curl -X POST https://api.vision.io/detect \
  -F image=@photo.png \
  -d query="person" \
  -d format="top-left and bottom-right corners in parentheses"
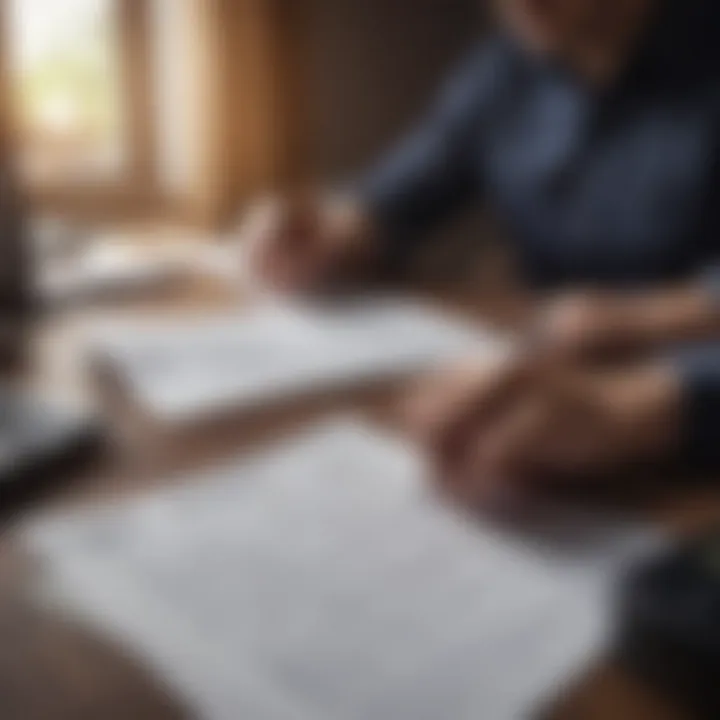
top-left (239, 0), bottom-right (720, 502)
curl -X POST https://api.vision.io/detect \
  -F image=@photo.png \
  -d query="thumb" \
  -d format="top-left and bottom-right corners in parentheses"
top-left (472, 395), bottom-right (547, 484)
top-left (281, 190), bottom-right (323, 247)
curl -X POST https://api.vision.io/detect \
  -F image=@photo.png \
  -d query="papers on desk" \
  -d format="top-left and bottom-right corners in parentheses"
top-left (87, 299), bottom-right (501, 422)
top-left (22, 420), bottom-right (659, 720)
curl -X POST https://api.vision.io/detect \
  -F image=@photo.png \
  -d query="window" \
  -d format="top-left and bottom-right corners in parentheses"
top-left (9, 0), bottom-right (127, 185)
top-left (1, 0), bottom-right (303, 224)
top-left (2, 0), bottom-right (164, 222)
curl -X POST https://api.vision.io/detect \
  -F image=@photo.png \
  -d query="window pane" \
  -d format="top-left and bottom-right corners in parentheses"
top-left (8, 0), bottom-right (125, 184)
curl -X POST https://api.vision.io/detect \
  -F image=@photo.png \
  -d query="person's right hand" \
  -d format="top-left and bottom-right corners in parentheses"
top-left (237, 194), bottom-right (378, 295)
top-left (403, 351), bottom-right (680, 506)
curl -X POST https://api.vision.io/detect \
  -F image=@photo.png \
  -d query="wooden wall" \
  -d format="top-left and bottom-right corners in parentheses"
top-left (301, 0), bottom-right (481, 181)
top-left (203, 0), bottom-right (481, 226)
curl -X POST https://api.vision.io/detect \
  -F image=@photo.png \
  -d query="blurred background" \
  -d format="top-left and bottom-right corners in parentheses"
top-left (0, 0), bottom-right (495, 313)
top-left (2, 0), bottom-right (482, 227)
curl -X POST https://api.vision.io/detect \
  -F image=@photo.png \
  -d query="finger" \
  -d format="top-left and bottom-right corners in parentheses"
top-left (283, 194), bottom-right (321, 250)
top-left (405, 355), bottom-right (531, 507)
top-left (435, 398), bottom-right (544, 509)
top-left (260, 238), bottom-right (326, 293)
top-left (239, 203), bottom-right (289, 291)
top-left (433, 356), bottom-right (533, 480)
top-left (260, 248), bottom-right (308, 293)
top-left (402, 359), bottom-right (488, 442)
top-left (467, 394), bottom-right (548, 488)
top-left (476, 373), bottom-right (608, 485)
top-left (244, 197), bottom-right (320, 287)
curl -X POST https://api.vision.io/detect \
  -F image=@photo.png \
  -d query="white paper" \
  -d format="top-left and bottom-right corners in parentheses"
top-left (87, 299), bottom-right (501, 421)
top-left (22, 421), bottom-right (658, 720)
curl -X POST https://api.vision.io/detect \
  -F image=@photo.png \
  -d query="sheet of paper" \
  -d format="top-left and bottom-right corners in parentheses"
top-left (22, 421), bottom-right (659, 720)
top-left (86, 299), bottom-right (501, 421)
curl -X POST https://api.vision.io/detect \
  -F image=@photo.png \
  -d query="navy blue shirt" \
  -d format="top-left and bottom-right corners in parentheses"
top-left (363, 0), bottom-right (720, 466)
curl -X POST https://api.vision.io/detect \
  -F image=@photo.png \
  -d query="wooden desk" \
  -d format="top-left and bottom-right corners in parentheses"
top-left (0, 285), bottom-right (716, 720)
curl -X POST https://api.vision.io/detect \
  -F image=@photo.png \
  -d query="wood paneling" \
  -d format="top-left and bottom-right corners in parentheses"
top-left (181, 0), bottom-right (309, 227)
top-left (204, 0), bottom-right (481, 223)
top-left (302, 0), bottom-right (481, 180)
top-left (118, 0), bottom-right (158, 190)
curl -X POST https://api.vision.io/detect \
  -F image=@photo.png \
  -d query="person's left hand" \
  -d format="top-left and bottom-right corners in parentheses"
top-left (405, 354), bottom-right (681, 505)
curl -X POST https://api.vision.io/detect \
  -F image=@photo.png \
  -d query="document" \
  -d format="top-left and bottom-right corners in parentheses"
top-left (86, 299), bottom-right (500, 421)
top-left (22, 421), bottom-right (659, 720)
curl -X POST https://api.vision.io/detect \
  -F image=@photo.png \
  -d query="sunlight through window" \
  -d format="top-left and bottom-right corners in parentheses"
top-left (8, 0), bottom-right (125, 184)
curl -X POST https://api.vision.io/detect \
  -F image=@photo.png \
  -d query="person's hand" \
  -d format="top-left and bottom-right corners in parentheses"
top-left (237, 193), bottom-right (378, 295)
top-left (405, 353), bottom-right (681, 504)
top-left (535, 291), bottom-right (637, 360)
top-left (404, 353), bottom-right (534, 502)
top-left (536, 288), bottom-right (720, 361)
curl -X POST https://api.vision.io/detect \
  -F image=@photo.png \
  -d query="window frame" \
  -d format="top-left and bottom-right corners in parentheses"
top-left (1, 0), bottom-right (164, 219)
top-left (1, 0), bottom-right (308, 225)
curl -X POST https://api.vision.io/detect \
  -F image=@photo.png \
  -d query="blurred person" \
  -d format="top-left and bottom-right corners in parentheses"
top-left (240, 0), bottom-right (720, 494)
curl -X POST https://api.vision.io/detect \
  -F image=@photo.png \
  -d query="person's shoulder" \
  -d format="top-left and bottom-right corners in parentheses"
top-left (440, 36), bottom-right (527, 114)
top-left (449, 36), bottom-right (524, 88)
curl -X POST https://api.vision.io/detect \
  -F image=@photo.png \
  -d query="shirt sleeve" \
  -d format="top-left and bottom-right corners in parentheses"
top-left (674, 341), bottom-right (720, 468)
top-left (359, 42), bottom-right (508, 268)
top-left (698, 261), bottom-right (720, 299)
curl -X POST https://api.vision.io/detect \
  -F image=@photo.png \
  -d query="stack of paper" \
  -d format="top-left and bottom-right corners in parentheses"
top-left (23, 421), bottom-right (658, 720)
top-left (88, 299), bottom-right (500, 421)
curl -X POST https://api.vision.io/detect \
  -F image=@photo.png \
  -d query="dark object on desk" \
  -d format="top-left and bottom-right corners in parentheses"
top-left (0, 18), bottom-right (32, 376)
top-left (0, 389), bottom-right (104, 513)
top-left (615, 526), bottom-right (720, 719)
top-left (0, 41), bottom-right (102, 514)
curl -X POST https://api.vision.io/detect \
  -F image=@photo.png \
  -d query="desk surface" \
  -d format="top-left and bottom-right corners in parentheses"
top-left (0, 282), bottom-right (714, 720)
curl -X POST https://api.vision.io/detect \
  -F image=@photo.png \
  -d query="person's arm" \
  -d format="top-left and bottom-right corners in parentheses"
top-left (237, 42), bottom-right (513, 294)
top-left (360, 43), bottom-right (508, 268)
